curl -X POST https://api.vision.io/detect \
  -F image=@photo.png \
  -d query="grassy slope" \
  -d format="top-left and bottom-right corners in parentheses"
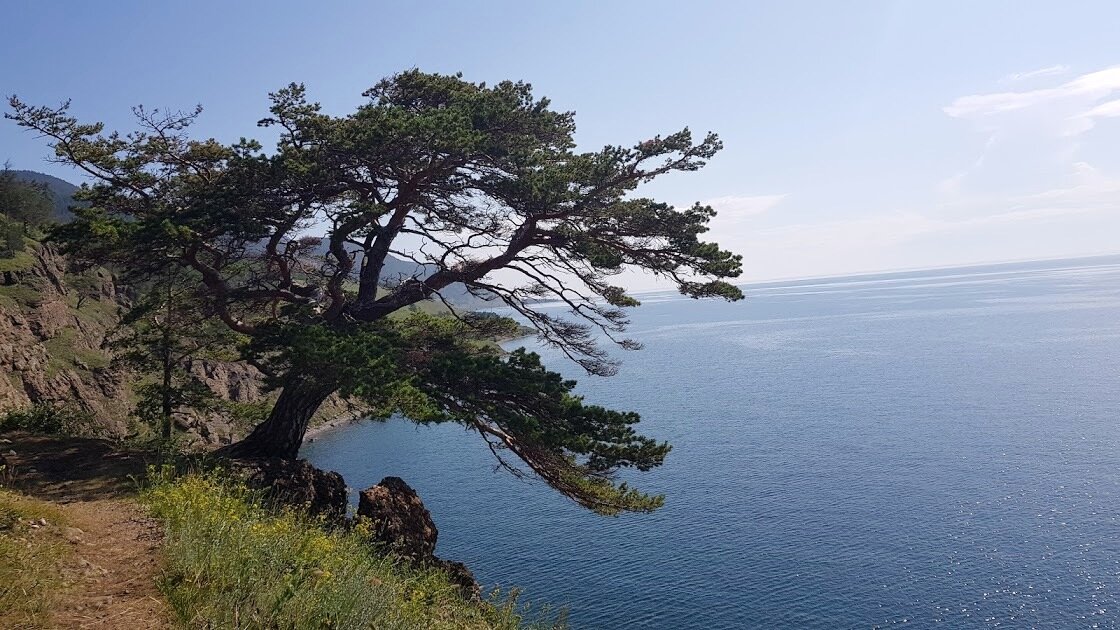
top-left (145, 469), bottom-right (563, 630)
top-left (0, 488), bottom-right (71, 628)
top-left (0, 435), bottom-right (563, 630)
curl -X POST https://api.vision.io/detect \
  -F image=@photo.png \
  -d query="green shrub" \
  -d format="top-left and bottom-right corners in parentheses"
top-left (225, 399), bottom-right (274, 432)
top-left (0, 220), bottom-right (24, 259)
top-left (0, 402), bottom-right (99, 436)
top-left (144, 468), bottom-right (564, 630)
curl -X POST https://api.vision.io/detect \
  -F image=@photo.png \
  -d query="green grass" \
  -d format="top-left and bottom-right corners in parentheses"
top-left (398, 299), bottom-right (454, 317)
top-left (43, 328), bottom-right (111, 376)
top-left (0, 488), bottom-right (70, 628)
top-left (69, 291), bottom-right (120, 327)
top-left (144, 468), bottom-right (564, 630)
top-left (0, 248), bottom-right (36, 273)
top-left (0, 283), bottom-right (42, 309)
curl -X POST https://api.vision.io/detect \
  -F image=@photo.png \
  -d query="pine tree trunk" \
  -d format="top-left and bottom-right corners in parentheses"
top-left (160, 358), bottom-right (173, 441)
top-left (221, 375), bottom-right (337, 459)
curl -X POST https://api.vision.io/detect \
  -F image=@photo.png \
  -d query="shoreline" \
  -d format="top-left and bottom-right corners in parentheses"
top-left (301, 330), bottom-right (534, 445)
top-left (304, 412), bottom-right (366, 442)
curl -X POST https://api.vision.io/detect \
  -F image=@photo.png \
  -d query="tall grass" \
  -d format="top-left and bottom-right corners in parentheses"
top-left (144, 467), bottom-right (564, 629)
top-left (0, 488), bottom-right (70, 628)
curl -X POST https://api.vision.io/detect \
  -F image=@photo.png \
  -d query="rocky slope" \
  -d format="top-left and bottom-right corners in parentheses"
top-left (0, 242), bottom-right (273, 446)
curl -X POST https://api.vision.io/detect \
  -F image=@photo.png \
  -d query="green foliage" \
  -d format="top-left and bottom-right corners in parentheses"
top-left (144, 468), bottom-right (564, 630)
top-left (4, 170), bottom-right (80, 221)
top-left (0, 168), bottom-right (53, 230)
top-left (248, 312), bottom-right (668, 514)
top-left (8, 71), bottom-right (745, 513)
top-left (0, 218), bottom-right (24, 259)
top-left (112, 267), bottom-right (239, 438)
top-left (64, 267), bottom-right (112, 314)
top-left (42, 327), bottom-right (110, 375)
top-left (463, 311), bottom-right (535, 341)
top-left (225, 399), bottom-right (275, 431)
top-left (134, 379), bottom-right (218, 428)
top-left (0, 402), bottom-right (99, 436)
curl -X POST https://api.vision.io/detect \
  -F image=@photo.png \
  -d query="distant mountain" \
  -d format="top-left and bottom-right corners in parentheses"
top-left (308, 237), bottom-right (496, 308)
top-left (10, 170), bottom-right (81, 221)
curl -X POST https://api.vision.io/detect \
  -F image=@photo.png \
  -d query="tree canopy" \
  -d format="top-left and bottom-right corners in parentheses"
top-left (7, 71), bottom-right (744, 515)
top-left (0, 167), bottom-right (54, 227)
top-left (0, 167), bottom-right (54, 257)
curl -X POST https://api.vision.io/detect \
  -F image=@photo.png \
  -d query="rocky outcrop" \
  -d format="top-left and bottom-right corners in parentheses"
top-left (188, 359), bottom-right (265, 403)
top-left (433, 559), bottom-right (481, 602)
top-left (358, 476), bottom-right (438, 559)
top-left (227, 457), bottom-right (349, 522)
top-left (169, 359), bottom-right (272, 446)
top-left (0, 244), bottom-right (130, 434)
top-left (358, 476), bottom-right (481, 600)
top-left (0, 243), bottom-right (274, 445)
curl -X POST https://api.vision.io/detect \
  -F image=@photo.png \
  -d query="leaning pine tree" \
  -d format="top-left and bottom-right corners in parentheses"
top-left (7, 71), bottom-right (743, 514)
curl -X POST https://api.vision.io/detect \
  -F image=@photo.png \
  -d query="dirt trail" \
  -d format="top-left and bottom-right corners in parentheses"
top-left (46, 499), bottom-right (168, 628)
top-left (2, 432), bottom-right (169, 629)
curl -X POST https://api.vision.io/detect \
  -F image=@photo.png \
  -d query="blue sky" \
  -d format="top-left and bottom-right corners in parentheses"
top-left (3, 1), bottom-right (1119, 283)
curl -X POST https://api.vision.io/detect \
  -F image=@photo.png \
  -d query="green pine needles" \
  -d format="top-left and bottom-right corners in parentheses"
top-left (8, 70), bottom-right (743, 515)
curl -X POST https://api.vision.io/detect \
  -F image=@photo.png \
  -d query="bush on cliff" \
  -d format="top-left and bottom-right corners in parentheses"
top-left (0, 402), bottom-right (100, 437)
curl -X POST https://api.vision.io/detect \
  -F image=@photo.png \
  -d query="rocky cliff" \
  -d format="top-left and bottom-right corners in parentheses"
top-left (0, 243), bottom-right (274, 446)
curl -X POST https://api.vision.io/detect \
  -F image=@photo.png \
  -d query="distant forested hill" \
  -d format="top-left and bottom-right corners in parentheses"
top-left (307, 238), bottom-right (497, 309)
top-left (10, 170), bottom-right (80, 221)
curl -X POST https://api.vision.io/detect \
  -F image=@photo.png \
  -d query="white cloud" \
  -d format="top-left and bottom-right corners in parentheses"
top-left (938, 171), bottom-right (966, 196)
top-left (1084, 98), bottom-right (1120, 118)
top-left (944, 65), bottom-right (1120, 129)
top-left (998, 64), bottom-right (1070, 84)
top-left (638, 66), bottom-right (1120, 286)
top-left (702, 194), bottom-right (786, 219)
top-left (1016, 163), bottom-right (1120, 205)
top-left (938, 64), bottom-right (1120, 206)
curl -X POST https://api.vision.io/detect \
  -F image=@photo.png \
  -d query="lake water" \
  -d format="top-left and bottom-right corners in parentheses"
top-left (302, 256), bottom-right (1120, 629)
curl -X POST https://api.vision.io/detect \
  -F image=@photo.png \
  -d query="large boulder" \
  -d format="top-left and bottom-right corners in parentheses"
top-left (227, 458), bottom-right (348, 523)
top-left (357, 476), bottom-right (437, 560)
top-left (357, 476), bottom-right (481, 600)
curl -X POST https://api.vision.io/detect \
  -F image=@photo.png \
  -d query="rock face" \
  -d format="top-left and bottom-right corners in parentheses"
top-left (0, 243), bottom-right (274, 445)
top-left (174, 358), bottom-right (270, 446)
top-left (0, 244), bottom-right (131, 434)
top-left (227, 458), bottom-right (349, 523)
top-left (358, 476), bottom-right (481, 600)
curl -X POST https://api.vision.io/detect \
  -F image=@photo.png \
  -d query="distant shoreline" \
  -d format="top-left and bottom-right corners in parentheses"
top-left (305, 413), bottom-right (366, 442)
top-left (303, 329), bottom-right (535, 446)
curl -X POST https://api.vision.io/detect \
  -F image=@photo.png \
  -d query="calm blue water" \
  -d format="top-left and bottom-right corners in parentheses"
top-left (303, 257), bottom-right (1120, 629)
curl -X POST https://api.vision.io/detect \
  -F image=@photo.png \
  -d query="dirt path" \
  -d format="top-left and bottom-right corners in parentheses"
top-left (47, 499), bottom-right (169, 628)
top-left (1, 432), bottom-right (170, 629)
